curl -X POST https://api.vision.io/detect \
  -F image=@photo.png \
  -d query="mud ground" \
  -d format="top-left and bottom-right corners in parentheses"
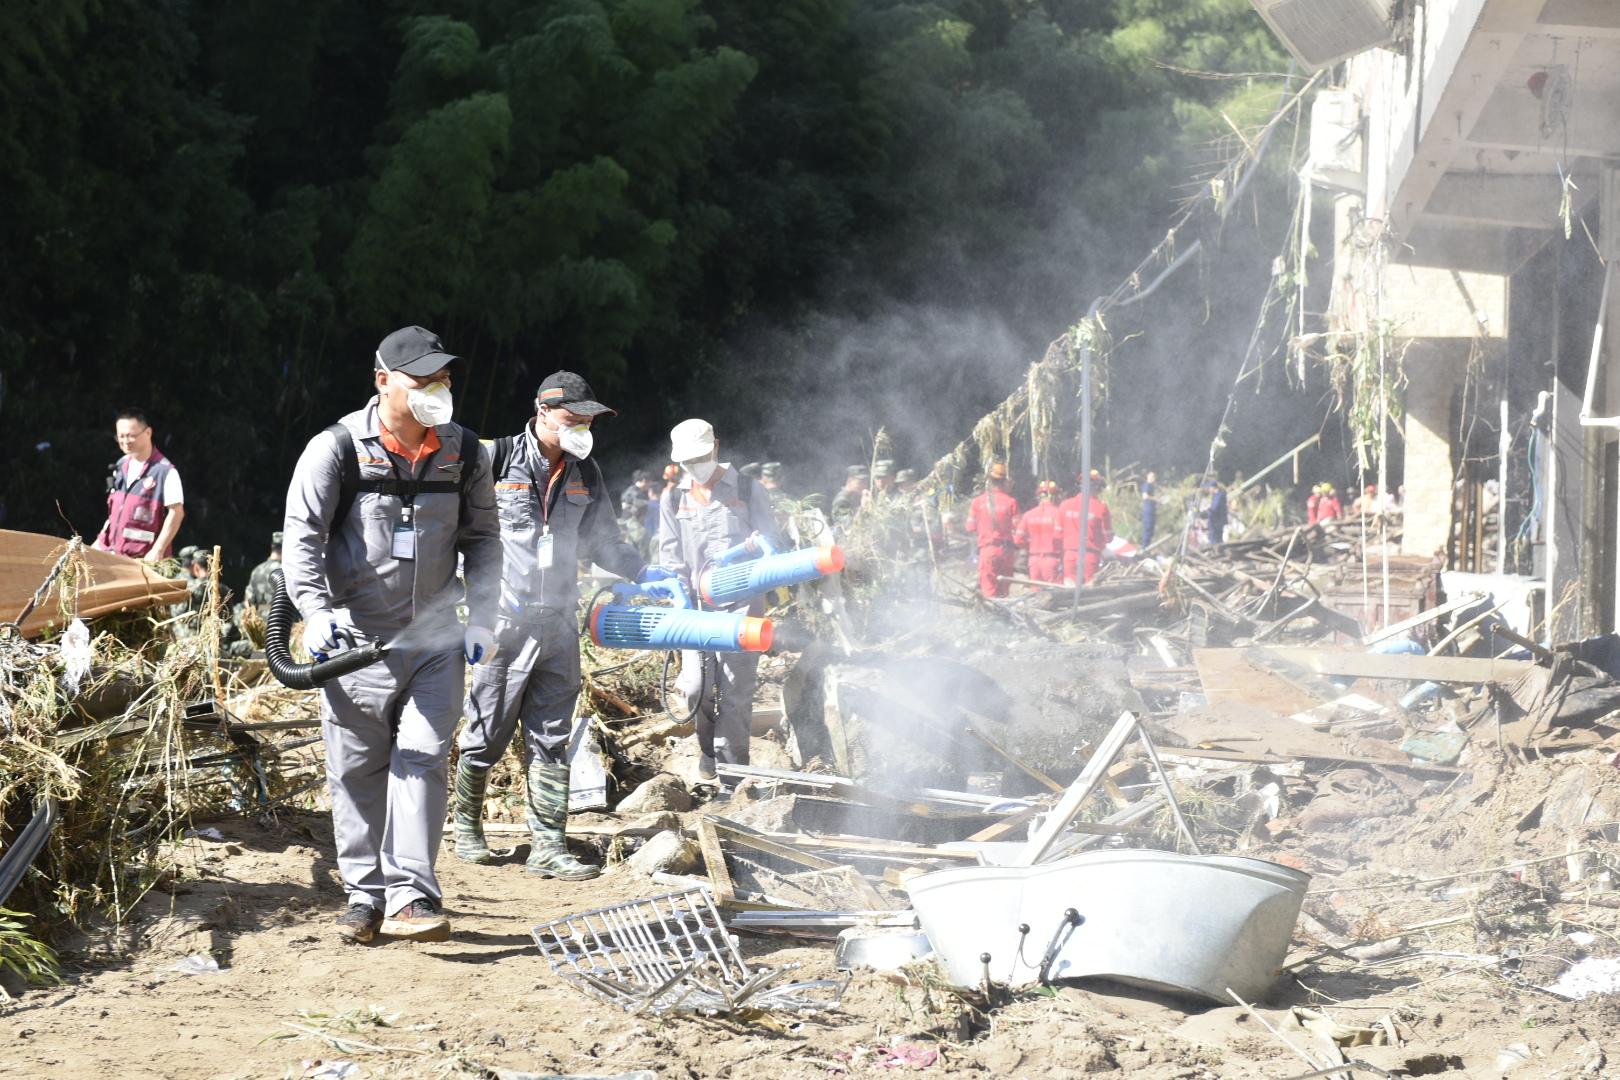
top-left (4, 781), bottom-right (1617, 1080)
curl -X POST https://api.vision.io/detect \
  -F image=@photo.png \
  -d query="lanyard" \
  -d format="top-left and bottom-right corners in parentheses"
top-left (539, 459), bottom-right (568, 528)
top-left (387, 443), bottom-right (440, 523)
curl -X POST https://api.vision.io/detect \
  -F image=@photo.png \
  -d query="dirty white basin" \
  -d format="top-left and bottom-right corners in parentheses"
top-left (905, 848), bottom-right (1309, 1002)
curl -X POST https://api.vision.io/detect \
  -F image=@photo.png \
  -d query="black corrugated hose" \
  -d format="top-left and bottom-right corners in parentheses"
top-left (265, 568), bottom-right (387, 690)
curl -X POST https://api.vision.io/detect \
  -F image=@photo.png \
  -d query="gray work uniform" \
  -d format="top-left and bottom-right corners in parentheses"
top-left (658, 465), bottom-right (785, 766)
top-left (282, 399), bottom-right (499, 913)
top-left (458, 423), bottom-right (645, 769)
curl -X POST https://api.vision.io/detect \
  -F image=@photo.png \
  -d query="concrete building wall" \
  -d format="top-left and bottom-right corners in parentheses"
top-left (1401, 341), bottom-right (1466, 559)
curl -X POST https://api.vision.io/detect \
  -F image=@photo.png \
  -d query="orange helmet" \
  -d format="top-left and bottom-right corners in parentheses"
top-left (987, 462), bottom-right (1008, 481)
top-left (1037, 479), bottom-right (1059, 496)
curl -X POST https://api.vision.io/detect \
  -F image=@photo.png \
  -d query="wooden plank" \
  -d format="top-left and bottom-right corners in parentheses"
top-left (1192, 648), bottom-right (1321, 715)
top-left (823, 668), bottom-right (853, 777)
top-left (1359, 593), bottom-right (1481, 645)
top-left (1261, 647), bottom-right (1536, 684)
top-left (1159, 745), bottom-right (1463, 775)
top-left (967, 805), bottom-right (1040, 843)
top-left (695, 818), bottom-right (737, 909)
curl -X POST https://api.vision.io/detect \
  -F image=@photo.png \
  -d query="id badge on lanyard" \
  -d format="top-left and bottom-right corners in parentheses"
top-left (392, 504), bottom-right (417, 560)
top-left (536, 466), bottom-right (564, 570)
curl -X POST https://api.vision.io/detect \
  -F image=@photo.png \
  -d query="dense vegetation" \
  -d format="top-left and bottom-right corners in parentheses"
top-left (0, 0), bottom-right (1299, 580)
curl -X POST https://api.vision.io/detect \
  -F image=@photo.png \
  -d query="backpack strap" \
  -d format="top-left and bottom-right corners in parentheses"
top-left (327, 421), bottom-right (480, 527)
top-left (488, 434), bottom-right (517, 482)
top-left (328, 423), bottom-right (361, 528)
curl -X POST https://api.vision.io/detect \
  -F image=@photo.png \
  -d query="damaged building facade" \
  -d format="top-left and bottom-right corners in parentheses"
top-left (1260, 0), bottom-right (1620, 641)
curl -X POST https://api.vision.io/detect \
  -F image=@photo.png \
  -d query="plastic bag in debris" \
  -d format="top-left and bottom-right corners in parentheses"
top-left (59, 617), bottom-right (91, 694)
top-left (169, 954), bottom-right (223, 975)
top-left (301, 1061), bottom-right (359, 1080)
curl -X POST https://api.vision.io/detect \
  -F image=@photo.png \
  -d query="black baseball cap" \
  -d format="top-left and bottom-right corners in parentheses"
top-left (375, 326), bottom-right (461, 376)
top-left (536, 371), bottom-right (616, 416)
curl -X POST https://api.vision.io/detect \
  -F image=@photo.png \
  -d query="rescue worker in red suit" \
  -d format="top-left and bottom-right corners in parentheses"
top-left (1013, 480), bottom-right (1063, 583)
top-left (1060, 470), bottom-right (1113, 586)
top-left (964, 463), bottom-right (1019, 597)
top-left (1317, 484), bottom-right (1342, 522)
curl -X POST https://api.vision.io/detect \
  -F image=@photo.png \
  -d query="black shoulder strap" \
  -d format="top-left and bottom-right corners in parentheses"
top-left (327, 423), bottom-right (360, 527)
top-left (455, 424), bottom-right (478, 497)
top-left (327, 421), bottom-right (480, 528)
top-left (489, 434), bottom-right (517, 481)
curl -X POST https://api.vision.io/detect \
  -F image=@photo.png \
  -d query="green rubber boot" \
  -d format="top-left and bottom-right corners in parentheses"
top-left (524, 761), bottom-right (600, 880)
top-left (453, 758), bottom-right (496, 865)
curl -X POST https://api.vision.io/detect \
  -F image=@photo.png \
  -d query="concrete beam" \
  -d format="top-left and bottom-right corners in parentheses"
top-left (1397, 219), bottom-right (1551, 274)
top-left (1424, 171), bottom-right (1568, 229)
top-left (1535, 0), bottom-right (1620, 31)
top-left (1465, 86), bottom-right (1620, 158)
top-left (1385, 5), bottom-right (1543, 240)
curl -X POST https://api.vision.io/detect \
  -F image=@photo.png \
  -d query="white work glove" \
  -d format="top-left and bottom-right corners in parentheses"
top-left (302, 612), bottom-right (341, 660)
top-left (464, 625), bottom-right (497, 666)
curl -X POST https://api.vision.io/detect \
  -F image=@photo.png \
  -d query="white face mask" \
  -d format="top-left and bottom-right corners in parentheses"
top-left (406, 381), bottom-right (453, 427)
top-left (540, 409), bottom-right (594, 460)
top-left (684, 459), bottom-right (718, 485)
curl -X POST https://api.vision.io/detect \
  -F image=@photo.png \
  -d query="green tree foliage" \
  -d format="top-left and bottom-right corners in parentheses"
top-left (0, 0), bottom-right (1289, 585)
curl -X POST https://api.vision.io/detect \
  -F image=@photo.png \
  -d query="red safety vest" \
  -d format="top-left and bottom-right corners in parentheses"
top-left (98, 449), bottom-right (177, 558)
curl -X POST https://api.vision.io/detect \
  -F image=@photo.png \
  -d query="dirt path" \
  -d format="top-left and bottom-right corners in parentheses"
top-left (1, 810), bottom-right (1612, 1079)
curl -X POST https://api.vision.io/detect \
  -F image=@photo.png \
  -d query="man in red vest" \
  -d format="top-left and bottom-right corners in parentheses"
top-left (1060, 470), bottom-right (1113, 586)
top-left (964, 463), bottom-right (1019, 597)
top-left (94, 408), bottom-right (185, 563)
top-left (1014, 480), bottom-right (1064, 583)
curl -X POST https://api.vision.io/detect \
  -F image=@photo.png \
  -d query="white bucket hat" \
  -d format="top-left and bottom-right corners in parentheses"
top-left (670, 418), bottom-right (717, 462)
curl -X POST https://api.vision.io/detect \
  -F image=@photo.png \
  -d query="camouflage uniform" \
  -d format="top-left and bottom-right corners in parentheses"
top-left (244, 532), bottom-right (283, 610)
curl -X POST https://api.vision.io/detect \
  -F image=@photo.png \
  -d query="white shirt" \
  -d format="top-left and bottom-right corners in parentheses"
top-left (124, 456), bottom-right (184, 506)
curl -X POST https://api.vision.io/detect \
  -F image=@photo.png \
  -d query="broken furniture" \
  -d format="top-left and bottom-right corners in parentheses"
top-left (530, 886), bottom-right (845, 1016)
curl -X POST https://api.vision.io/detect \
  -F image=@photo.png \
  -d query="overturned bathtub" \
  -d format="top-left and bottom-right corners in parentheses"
top-left (906, 849), bottom-right (1309, 1004)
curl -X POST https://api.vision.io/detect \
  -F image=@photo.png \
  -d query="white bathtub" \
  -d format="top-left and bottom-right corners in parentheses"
top-left (905, 848), bottom-right (1309, 1002)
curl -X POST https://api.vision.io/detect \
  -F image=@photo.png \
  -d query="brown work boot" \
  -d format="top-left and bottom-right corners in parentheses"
top-left (335, 903), bottom-right (382, 944)
top-left (380, 898), bottom-right (450, 942)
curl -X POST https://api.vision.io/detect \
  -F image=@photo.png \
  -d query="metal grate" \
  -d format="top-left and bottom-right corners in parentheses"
top-left (530, 887), bottom-right (845, 1016)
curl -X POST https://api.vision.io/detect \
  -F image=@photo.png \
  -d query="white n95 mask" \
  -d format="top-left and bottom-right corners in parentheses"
top-left (559, 426), bottom-right (593, 460)
top-left (684, 459), bottom-right (718, 485)
top-left (408, 381), bottom-right (454, 427)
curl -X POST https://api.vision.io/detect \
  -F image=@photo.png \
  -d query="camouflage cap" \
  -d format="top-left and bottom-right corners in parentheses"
top-left (872, 459), bottom-right (895, 479)
top-left (895, 468), bottom-right (917, 483)
top-left (761, 462), bottom-right (783, 478)
top-left (741, 462), bottom-right (763, 478)
top-left (271, 531), bottom-right (284, 546)
top-left (847, 465), bottom-right (869, 480)
top-left (177, 546), bottom-right (199, 561)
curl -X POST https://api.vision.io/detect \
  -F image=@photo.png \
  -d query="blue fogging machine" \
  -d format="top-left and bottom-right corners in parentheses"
top-left (698, 534), bottom-right (845, 606)
top-left (588, 579), bottom-right (774, 653)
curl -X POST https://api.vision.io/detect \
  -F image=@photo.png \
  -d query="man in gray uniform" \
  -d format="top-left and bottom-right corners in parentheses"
top-left (660, 419), bottom-right (786, 780)
top-left (283, 325), bottom-right (500, 945)
top-left (454, 372), bottom-right (678, 878)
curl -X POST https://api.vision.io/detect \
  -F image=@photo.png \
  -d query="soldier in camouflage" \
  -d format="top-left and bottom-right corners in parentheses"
top-left (244, 532), bottom-right (282, 611)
